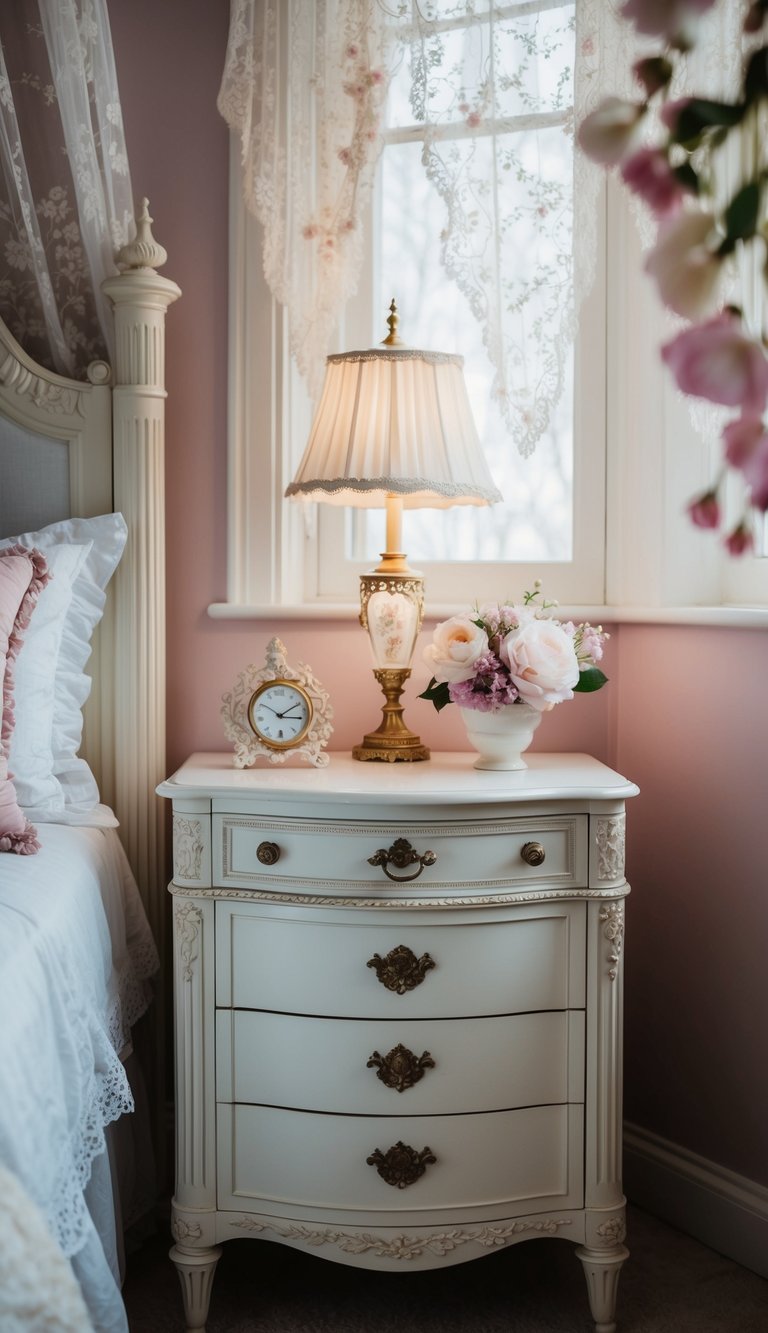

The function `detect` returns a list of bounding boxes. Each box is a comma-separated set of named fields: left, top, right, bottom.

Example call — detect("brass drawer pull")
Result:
left=367, top=945, right=435, bottom=994
left=367, top=1043, right=435, bottom=1093
left=366, top=1141, right=436, bottom=1188
left=521, top=840, right=545, bottom=866
left=256, top=840, right=280, bottom=866
left=368, top=837, right=437, bottom=882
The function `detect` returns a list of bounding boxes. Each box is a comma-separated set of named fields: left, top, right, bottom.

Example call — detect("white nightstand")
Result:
left=159, top=752, right=638, bottom=1333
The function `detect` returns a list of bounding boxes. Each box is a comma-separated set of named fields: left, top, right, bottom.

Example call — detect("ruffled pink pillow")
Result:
left=0, top=546, right=51, bottom=853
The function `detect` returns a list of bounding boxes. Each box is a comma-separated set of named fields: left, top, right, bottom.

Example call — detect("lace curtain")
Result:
left=222, top=2, right=745, bottom=456
left=218, top=0, right=394, bottom=401
left=0, top=0, right=133, bottom=379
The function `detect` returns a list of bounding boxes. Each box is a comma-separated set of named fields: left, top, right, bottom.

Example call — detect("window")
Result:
left=213, top=3, right=767, bottom=623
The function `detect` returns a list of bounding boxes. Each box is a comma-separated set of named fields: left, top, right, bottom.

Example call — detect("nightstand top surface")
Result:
left=158, top=752, right=638, bottom=806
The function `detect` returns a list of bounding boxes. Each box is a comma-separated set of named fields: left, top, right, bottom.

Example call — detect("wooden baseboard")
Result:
left=624, top=1121, right=768, bottom=1279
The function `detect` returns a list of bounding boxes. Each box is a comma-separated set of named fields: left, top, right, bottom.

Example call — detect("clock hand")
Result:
left=277, top=705, right=304, bottom=718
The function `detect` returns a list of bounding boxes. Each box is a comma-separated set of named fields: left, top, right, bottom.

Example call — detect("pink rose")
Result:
left=660, top=97, right=692, bottom=133
left=620, top=0, right=716, bottom=40
left=741, top=435, right=768, bottom=510
left=661, top=312, right=768, bottom=415
left=577, top=97, right=645, bottom=166
left=722, top=416, right=768, bottom=468
left=620, top=147, right=685, bottom=217
left=500, top=619, right=579, bottom=712
left=645, top=209, right=722, bottom=318
left=687, top=490, right=720, bottom=529
left=724, top=522, right=754, bottom=555
left=423, top=615, right=489, bottom=684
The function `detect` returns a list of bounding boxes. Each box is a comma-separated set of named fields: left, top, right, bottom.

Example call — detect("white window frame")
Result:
left=210, top=76, right=768, bottom=629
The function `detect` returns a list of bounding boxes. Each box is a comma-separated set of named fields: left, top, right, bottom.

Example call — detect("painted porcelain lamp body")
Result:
left=285, top=304, right=502, bottom=761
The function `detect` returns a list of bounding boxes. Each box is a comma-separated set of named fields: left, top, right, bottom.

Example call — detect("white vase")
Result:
left=459, top=702, right=542, bottom=771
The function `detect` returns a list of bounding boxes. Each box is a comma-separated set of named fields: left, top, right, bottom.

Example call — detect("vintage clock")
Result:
left=222, top=637, right=333, bottom=768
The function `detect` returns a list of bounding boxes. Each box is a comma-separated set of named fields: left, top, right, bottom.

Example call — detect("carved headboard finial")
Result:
left=117, top=197, right=168, bottom=272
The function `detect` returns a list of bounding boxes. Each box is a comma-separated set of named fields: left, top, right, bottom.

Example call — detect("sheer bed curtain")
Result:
left=0, top=0, right=133, bottom=379
left=219, top=0, right=622, bottom=461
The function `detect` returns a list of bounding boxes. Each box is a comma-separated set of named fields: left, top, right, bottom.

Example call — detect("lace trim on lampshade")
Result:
left=284, top=476, right=503, bottom=503
left=326, top=348, right=464, bottom=366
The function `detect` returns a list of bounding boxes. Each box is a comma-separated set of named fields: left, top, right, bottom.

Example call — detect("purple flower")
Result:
left=448, top=652, right=519, bottom=711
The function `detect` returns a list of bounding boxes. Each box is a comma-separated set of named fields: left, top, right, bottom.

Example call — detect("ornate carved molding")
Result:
left=173, top=815, right=205, bottom=880
left=175, top=903, right=203, bottom=981
left=599, top=902, right=625, bottom=981
left=595, top=1215, right=627, bottom=1246
left=229, top=1216, right=573, bottom=1259
left=595, top=816, right=625, bottom=882
left=168, top=882, right=629, bottom=909
left=171, top=1217, right=203, bottom=1243
left=0, top=350, right=81, bottom=415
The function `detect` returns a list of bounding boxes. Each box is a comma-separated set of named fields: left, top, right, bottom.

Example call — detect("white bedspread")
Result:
left=0, top=823, right=158, bottom=1330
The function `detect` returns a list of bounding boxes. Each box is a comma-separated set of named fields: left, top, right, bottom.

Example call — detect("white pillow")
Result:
left=1, top=514, right=127, bottom=822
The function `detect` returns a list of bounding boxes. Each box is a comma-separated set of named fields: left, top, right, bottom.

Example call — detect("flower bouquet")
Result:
left=419, top=585, right=608, bottom=714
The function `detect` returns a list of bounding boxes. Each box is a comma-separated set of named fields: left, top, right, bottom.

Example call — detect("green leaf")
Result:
left=573, top=667, right=608, bottom=694
left=417, top=678, right=452, bottom=712
left=723, top=181, right=761, bottom=244
left=669, top=98, right=745, bottom=146
left=745, top=46, right=768, bottom=102
left=671, top=161, right=699, bottom=196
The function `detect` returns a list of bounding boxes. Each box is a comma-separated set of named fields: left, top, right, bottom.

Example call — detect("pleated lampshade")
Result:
left=285, top=347, right=502, bottom=508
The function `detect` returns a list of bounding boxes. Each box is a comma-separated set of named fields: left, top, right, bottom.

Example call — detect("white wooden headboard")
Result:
left=0, top=201, right=180, bottom=967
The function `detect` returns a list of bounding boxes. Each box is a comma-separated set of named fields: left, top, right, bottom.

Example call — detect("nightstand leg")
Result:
left=575, top=1244, right=629, bottom=1333
left=170, top=1244, right=222, bottom=1333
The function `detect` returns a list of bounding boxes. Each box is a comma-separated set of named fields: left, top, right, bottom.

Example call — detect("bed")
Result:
left=0, top=206, right=179, bottom=1331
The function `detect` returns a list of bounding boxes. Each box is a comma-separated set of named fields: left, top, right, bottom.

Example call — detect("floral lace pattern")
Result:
left=0, top=0, right=133, bottom=379
left=219, top=0, right=394, bottom=400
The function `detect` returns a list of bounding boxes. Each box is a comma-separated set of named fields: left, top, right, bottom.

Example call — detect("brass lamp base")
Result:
left=352, top=668, right=430, bottom=763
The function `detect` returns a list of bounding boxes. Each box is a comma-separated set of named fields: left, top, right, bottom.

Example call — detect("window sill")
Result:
left=207, top=601, right=768, bottom=629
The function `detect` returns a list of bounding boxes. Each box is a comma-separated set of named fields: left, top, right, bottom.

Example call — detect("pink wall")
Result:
left=111, top=2, right=768, bottom=1187
left=616, top=624, right=768, bottom=1186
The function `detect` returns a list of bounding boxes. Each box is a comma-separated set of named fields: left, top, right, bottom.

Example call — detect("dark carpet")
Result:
left=123, top=1205, right=768, bottom=1332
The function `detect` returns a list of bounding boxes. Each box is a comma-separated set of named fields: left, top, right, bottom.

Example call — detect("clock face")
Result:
left=247, top=680, right=313, bottom=748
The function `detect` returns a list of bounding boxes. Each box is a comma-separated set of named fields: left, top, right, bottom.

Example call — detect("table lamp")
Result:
left=285, top=302, right=502, bottom=761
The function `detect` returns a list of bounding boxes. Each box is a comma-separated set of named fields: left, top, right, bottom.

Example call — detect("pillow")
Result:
left=0, top=546, right=50, bottom=853
left=1, top=514, right=128, bottom=821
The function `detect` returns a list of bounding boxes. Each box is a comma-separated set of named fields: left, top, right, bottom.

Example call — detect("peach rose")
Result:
left=423, top=616, right=489, bottom=684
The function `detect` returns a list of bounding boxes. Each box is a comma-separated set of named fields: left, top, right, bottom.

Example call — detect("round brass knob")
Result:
left=520, top=840, right=545, bottom=867
left=256, top=840, right=280, bottom=866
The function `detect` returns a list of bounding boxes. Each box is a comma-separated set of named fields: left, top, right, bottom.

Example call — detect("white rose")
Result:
left=500, top=619, right=579, bottom=711
left=423, top=615, right=489, bottom=684
left=577, top=96, right=645, bottom=167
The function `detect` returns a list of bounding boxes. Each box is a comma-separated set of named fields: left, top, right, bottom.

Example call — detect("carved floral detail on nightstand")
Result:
left=595, top=1216, right=627, bottom=1245
left=175, top=903, right=203, bottom=981
left=600, top=902, right=625, bottom=980
left=171, top=1218, right=203, bottom=1243
left=595, top=816, right=625, bottom=882
left=173, top=815, right=205, bottom=881
left=230, top=1217, right=573, bottom=1258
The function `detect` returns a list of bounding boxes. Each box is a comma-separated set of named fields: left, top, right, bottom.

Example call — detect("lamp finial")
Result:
left=381, top=298, right=404, bottom=347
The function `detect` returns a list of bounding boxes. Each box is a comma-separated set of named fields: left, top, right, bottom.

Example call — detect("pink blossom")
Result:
left=722, top=416, right=768, bottom=468
left=620, top=147, right=685, bottom=217
left=302, top=223, right=319, bottom=240
left=741, top=434, right=768, bottom=510
left=645, top=209, right=722, bottom=318
left=466, top=111, right=481, bottom=128
left=687, top=489, right=720, bottom=529
left=620, top=0, right=716, bottom=40
left=368, top=69, right=384, bottom=84
left=660, top=97, right=692, bottom=133
left=582, top=35, right=595, bottom=56
left=661, top=312, right=768, bottom=415
left=345, top=44, right=359, bottom=58
left=724, top=522, right=754, bottom=555
left=577, top=97, right=645, bottom=166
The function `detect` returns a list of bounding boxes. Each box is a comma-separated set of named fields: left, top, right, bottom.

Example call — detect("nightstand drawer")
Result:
left=216, top=1009, right=585, bottom=1114
left=215, top=901, right=586, bottom=1017
left=217, top=1103, right=584, bottom=1221
left=213, top=813, right=585, bottom=894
